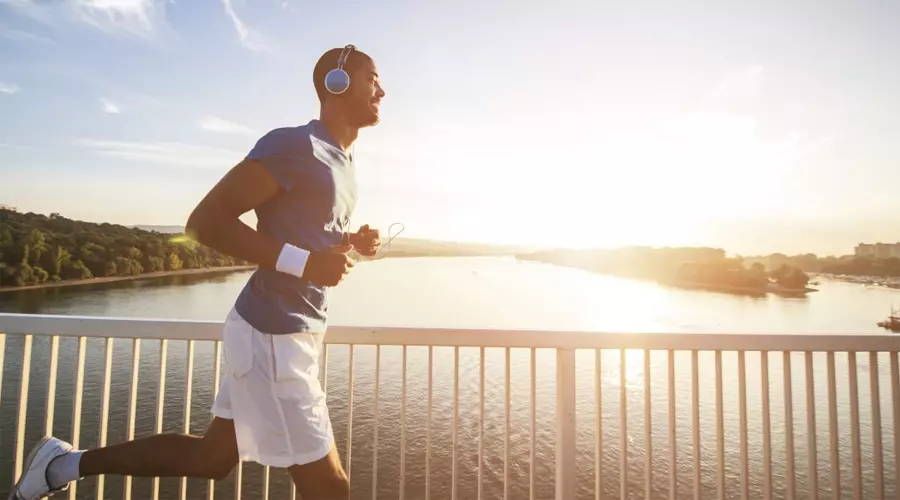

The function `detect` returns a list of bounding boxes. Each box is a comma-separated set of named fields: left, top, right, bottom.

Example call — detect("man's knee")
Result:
left=198, top=437, right=239, bottom=479
left=198, top=418, right=239, bottom=480
left=191, top=443, right=237, bottom=480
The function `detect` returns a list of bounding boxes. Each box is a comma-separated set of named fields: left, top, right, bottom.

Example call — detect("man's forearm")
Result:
left=187, top=213, right=284, bottom=270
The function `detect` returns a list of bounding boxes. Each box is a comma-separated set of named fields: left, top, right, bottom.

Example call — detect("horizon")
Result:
left=1, top=205, right=875, bottom=258
left=2, top=1, right=899, bottom=256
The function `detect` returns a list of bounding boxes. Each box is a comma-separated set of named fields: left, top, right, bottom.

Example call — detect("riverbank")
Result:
left=517, top=255, right=816, bottom=297
left=0, top=265, right=256, bottom=293
left=661, top=278, right=817, bottom=296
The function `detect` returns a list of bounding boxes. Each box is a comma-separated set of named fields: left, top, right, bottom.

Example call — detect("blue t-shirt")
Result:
left=233, top=120, right=357, bottom=335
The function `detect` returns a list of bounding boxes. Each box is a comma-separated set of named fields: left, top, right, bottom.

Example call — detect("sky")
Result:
left=1, top=0, right=899, bottom=256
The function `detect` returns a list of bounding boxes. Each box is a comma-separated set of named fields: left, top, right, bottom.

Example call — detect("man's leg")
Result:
left=9, top=418, right=239, bottom=500
left=288, top=445, right=349, bottom=500
left=78, top=416, right=239, bottom=479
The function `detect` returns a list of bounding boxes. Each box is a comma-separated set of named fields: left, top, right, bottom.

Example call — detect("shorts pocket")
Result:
left=271, top=333, right=318, bottom=382
left=271, top=333, right=322, bottom=400
left=223, top=310, right=254, bottom=379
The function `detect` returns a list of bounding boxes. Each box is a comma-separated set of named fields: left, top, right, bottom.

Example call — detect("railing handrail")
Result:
left=2, top=312, right=900, bottom=351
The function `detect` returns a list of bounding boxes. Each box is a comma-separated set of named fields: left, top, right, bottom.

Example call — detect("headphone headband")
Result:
left=325, top=44, right=357, bottom=95
left=336, top=44, right=356, bottom=70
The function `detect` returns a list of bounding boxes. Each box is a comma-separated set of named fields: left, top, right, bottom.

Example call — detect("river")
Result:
left=1, top=257, right=898, bottom=499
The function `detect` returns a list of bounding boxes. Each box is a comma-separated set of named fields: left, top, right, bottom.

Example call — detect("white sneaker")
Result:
left=7, top=437, right=73, bottom=500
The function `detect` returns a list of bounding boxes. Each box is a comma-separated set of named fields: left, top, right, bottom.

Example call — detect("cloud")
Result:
left=0, top=0, right=170, bottom=40
left=100, top=97, right=121, bottom=114
left=0, top=82, right=21, bottom=94
left=71, top=0, right=169, bottom=39
left=199, top=116, right=258, bottom=137
left=75, top=138, right=243, bottom=169
left=220, top=0, right=269, bottom=52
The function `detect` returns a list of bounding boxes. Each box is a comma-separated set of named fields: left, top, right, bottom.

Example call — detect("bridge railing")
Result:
left=1, top=312, right=899, bottom=499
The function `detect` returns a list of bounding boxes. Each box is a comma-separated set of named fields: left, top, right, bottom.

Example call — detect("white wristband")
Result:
left=275, top=243, right=310, bottom=279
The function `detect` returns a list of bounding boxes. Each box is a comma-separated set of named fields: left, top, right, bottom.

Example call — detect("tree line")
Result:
left=740, top=252, right=900, bottom=277
left=675, top=259, right=810, bottom=291
left=518, top=246, right=811, bottom=291
left=0, top=209, right=249, bottom=288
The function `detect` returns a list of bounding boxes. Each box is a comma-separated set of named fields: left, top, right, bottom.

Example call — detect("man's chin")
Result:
left=357, top=113, right=380, bottom=128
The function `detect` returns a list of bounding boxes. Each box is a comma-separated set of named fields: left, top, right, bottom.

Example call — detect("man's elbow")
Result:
left=185, top=205, right=213, bottom=245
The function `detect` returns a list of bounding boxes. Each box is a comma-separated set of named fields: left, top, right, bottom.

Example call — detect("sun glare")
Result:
left=453, top=104, right=818, bottom=250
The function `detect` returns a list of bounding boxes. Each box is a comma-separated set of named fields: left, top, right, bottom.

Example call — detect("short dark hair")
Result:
left=313, top=46, right=373, bottom=103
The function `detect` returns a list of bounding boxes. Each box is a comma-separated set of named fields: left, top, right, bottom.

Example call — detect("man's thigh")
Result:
left=202, top=417, right=237, bottom=451
left=288, top=444, right=349, bottom=500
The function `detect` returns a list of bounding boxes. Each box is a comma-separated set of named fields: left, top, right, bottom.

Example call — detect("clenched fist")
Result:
left=349, top=224, right=381, bottom=257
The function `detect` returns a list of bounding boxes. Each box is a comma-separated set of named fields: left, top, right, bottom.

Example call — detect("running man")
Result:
left=9, top=45, right=386, bottom=500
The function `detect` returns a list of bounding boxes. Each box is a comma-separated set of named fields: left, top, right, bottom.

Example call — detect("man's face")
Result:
left=341, top=58, right=385, bottom=128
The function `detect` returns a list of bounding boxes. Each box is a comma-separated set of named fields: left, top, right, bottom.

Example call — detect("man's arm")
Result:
left=185, top=158, right=355, bottom=287
left=185, top=158, right=284, bottom=269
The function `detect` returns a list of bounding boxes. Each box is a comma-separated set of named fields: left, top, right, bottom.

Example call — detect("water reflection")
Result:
left=1, top=258, right=899, bottom=499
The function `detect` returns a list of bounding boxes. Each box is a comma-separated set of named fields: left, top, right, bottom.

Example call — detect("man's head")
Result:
left=314, top=46, right=385, bottom=128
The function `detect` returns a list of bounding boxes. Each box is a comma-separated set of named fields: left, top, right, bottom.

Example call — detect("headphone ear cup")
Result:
left=325, top=68, right=351, bottom=94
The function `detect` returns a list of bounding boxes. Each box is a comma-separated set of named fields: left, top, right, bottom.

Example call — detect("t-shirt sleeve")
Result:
left=245, top=128, right=310, bottom=192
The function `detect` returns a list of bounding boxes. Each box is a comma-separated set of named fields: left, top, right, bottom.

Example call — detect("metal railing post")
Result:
left=557, top=348, right=576, bottom=500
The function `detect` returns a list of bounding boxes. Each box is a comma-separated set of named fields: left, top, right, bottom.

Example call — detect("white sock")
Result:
left=47, top=451, right=83, bottom=489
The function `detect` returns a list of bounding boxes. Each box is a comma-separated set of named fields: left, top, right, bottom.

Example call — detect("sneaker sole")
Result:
left=7, top=437, right=56, bottom=500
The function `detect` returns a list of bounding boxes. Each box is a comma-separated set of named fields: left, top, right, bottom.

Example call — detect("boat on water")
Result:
left=877, top=306, right=900, bottom=332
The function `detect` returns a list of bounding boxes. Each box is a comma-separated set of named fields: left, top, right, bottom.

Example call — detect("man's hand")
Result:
left=349, top=224, right=381, bottom=257
left=302, top=250, right=355, bottom=287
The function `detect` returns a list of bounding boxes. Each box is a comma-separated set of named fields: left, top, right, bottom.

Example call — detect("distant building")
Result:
left=855, top=242, right=900, bottom=259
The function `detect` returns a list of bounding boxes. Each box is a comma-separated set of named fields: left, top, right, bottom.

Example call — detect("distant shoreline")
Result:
left=0, top=254, right=511, bottom=293
left=516, top=255, right=816, bottom=296
left=0, top=265, right=256, bottom=293
left=660, top=278, right=817, bottom=296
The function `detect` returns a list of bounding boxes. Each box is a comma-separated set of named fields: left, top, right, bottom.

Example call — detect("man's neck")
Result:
left=320, top=113, right=359, bottom=152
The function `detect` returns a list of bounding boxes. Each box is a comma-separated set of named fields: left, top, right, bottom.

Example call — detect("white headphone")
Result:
left=324, top=44, right=356, bottom=95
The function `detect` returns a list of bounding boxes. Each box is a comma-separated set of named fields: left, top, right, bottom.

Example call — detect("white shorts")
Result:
left=211, top=308, right=334, bottom=468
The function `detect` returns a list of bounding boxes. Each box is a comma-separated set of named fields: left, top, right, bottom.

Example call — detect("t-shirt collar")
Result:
left=310, top=119, right=341, bottom=148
